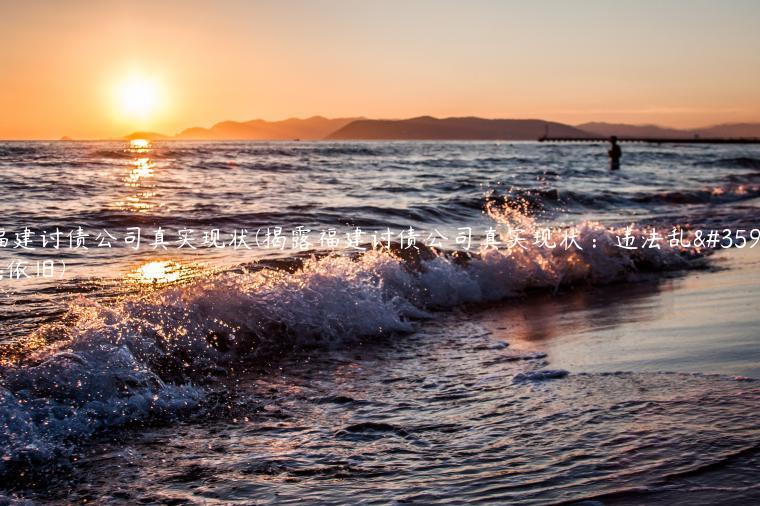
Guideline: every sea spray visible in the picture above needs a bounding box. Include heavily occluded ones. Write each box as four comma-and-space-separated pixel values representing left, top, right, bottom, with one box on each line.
0, 212, 705, 478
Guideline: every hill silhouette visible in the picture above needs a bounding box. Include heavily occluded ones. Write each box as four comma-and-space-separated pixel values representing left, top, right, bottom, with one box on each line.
326, 116, 591, 140
125, 131, 171, 141
695, 123, 760, 138
577, 122, 687, 139
174, 116, 358, 140
578, 121, 760, 139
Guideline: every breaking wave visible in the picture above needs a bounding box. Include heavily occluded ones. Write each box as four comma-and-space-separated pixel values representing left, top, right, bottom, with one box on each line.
0, 208, 709, 478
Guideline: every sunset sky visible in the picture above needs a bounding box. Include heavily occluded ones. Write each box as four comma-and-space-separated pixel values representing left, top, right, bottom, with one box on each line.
1, 0, 759, 139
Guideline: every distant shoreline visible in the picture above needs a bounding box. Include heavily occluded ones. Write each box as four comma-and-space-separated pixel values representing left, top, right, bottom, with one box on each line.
6, 116, 759, 142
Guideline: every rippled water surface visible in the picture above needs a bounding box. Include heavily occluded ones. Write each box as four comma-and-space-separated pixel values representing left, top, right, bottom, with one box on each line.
0, 141, 759, 503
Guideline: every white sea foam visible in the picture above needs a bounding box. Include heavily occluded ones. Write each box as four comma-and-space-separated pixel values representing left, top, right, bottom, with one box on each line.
0, 213, 704, 476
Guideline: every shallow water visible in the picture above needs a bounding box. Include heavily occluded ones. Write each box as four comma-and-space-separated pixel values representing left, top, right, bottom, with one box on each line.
481, 247, 760, 379
17, 316, 760, 504
1, 141, 759, 503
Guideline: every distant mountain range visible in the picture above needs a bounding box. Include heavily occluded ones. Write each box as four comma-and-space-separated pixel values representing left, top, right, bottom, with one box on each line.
123, 117, 760, 141
126, 116, 358, 141
578, 122, 760, 139
180, 116, 358, 140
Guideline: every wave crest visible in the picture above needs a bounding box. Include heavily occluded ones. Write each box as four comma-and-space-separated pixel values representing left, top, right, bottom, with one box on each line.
0, 212, 706, 477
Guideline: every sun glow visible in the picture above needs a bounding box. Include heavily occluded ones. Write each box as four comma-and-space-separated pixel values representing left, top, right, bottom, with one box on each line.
116, 76, 161, 119
129, 260, 182, 284
129, 138, 151, 149
126, 260, 204, 286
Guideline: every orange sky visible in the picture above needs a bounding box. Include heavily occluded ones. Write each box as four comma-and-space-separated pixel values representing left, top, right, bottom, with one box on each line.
1, 0, 759, 139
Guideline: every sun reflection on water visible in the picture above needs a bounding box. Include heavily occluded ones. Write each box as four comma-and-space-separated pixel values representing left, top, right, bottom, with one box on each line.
114, 139, 160, 212
129, 138, 151, 150
126, 260, 201, 285
126, 157, 154, 184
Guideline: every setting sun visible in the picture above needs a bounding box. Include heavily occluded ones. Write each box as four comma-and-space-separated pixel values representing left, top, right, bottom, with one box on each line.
116, 76, 161, 119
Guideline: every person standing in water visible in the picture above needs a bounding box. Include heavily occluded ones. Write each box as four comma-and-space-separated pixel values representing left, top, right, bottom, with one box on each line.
608, 136, 622, 170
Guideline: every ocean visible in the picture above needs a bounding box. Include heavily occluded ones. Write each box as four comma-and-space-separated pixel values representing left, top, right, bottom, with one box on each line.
0, 140, 759, 503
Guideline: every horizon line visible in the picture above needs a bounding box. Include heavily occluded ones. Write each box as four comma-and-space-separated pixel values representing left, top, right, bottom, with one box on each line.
3, 115, 760, 142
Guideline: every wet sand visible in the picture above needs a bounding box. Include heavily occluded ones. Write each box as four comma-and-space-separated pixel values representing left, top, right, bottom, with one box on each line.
480, 246, 760, 378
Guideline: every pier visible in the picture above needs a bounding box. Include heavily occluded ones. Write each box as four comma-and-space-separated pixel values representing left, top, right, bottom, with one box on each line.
538, 136, 760, 144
